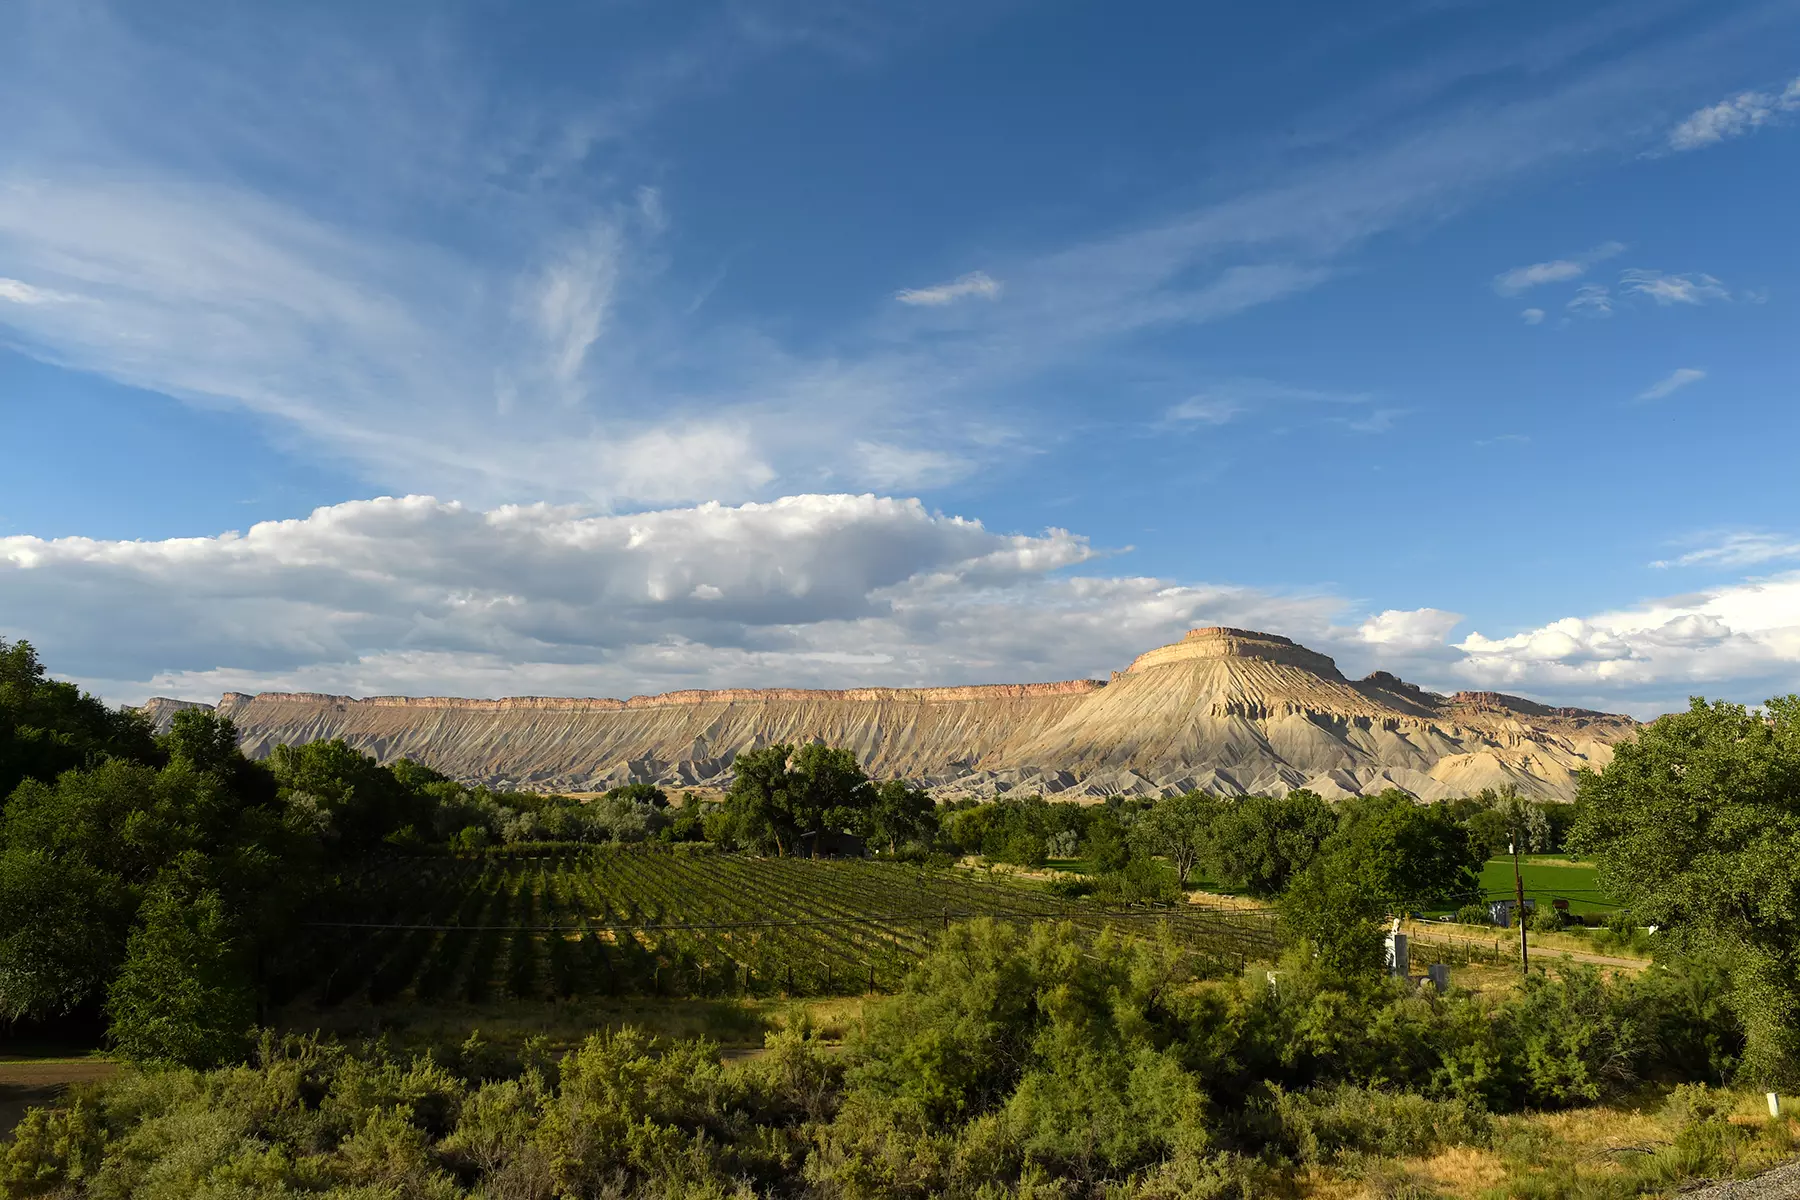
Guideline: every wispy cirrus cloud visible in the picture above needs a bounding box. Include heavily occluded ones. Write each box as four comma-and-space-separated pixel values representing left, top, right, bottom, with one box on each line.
1566, 283, 1614, 318
1492, 240, 1624, 295
1651, 531, 1800, 570
1164, 379, 1374, 429
894, 270, 1002, 306
1668, 76, 1800, 150
1635, 367, 1706, 401
1620, 269, 1730, 306
0, 0, 1783, 523
0, 277, 78, 305
1520, 307, 1545, 325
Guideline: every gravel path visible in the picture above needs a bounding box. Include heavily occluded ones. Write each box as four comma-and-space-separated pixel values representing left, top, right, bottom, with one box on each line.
1677, 1160, 1800, 1198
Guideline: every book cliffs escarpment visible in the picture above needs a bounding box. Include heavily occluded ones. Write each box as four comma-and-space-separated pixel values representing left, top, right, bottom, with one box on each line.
141, 628, 1636, 801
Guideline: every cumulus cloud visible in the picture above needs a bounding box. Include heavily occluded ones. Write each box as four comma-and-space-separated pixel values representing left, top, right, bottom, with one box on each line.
1456, 574, 1800, 714
1357, 608, 1464, 652
1492, 241, 1624, 296
894, 271, 1003, 306
1635, 367, 1706, 401
0, 493, 1356, 704
1520, 308, 1544, 325
1651, 531, 1800, 570
1668, 77, 1800, 150
9, 493, 1800, 717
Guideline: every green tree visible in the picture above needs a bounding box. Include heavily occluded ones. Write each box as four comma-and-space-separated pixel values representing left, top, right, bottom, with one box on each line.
0, 849, 131, 1020
1211, 789, 1336, 897
719, 744, 873, 856
1278, 858, 1387, 973
1082, 809, 1132, 871
268, 738, 420, 849
1331, 789, 1483, 909
604, 782, 668, 807
1278, 791, 1481, 976
105, 863, 256, 1067
1573, 696, 1800, 1086
865, 779, 938, 854
1133, 791, 1218, 886
0, 637, 158, 804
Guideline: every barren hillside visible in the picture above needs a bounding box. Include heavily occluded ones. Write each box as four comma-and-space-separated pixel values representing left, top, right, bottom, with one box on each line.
142, 628, 1635, 800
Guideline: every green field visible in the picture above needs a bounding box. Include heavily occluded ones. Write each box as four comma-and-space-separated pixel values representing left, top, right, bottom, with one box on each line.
1476, 855, 1614, 917
281, 847, 1281, 1007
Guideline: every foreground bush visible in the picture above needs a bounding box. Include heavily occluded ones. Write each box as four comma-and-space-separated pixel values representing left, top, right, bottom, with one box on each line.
0, 921, 1760, 1199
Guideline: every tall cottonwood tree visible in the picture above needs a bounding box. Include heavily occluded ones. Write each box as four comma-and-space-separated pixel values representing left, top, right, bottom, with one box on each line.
1574, 696, 1800, 1086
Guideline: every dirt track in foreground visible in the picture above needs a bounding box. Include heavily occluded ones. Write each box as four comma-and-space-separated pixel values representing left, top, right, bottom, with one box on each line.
0, 1059, 120, 1140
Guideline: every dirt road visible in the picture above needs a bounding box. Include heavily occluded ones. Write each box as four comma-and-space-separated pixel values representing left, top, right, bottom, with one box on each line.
0, 1059, 120, 1140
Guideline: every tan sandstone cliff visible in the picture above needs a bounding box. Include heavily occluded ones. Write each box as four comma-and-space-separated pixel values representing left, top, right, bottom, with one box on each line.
140, 628, 1635, 800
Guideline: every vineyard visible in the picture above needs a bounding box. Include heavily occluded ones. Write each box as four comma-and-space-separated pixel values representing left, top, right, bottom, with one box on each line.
274, 848, 1283, 1006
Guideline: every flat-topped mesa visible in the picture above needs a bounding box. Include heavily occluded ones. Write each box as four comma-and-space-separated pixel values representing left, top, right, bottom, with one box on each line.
144, 626, 1638, 801
1124, 626, 1347, 679
207, 678, 1108, 717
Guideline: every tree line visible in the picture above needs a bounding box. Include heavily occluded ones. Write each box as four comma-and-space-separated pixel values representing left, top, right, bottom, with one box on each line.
3, 634, 1797, 1086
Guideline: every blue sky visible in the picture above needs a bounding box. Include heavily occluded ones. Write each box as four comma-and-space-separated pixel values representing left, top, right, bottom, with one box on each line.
2, 0, 1798, 715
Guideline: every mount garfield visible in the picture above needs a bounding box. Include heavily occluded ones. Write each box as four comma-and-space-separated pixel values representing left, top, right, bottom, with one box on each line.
142, 628, 1634, 801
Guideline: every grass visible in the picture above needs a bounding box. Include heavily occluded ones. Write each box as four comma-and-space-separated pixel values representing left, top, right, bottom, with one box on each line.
1294, 1088, 1800, 1199
1475, 855, 1614, 917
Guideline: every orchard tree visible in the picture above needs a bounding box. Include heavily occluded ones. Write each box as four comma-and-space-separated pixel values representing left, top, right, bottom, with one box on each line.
1573, 696, 1800, 1086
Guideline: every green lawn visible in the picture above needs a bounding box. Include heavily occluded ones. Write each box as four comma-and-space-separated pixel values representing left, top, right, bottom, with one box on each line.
1475, 855, 1614, 917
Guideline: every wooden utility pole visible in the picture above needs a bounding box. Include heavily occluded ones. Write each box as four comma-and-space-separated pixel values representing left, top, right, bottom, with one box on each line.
1511, 835, 1529, 977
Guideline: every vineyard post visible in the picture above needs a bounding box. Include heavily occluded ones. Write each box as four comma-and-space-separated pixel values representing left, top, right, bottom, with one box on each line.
868, 963, 875, 993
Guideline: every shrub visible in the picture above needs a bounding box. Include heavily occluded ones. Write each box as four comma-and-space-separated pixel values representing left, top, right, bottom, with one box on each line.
1264, 1082, 1491, 1165
1455, 903, 1492, 926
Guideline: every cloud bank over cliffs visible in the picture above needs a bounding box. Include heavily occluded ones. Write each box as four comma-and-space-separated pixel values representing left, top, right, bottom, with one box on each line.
6, 493, 1799, 718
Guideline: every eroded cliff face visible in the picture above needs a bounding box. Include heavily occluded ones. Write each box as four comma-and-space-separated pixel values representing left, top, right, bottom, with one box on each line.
143, 628, 1636, 800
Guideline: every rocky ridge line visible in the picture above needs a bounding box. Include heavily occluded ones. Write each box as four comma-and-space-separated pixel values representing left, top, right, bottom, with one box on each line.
142, 627, 1636, 801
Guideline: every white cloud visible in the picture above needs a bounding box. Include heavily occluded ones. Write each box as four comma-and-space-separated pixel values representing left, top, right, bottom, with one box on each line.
853, 442, 973, 490
1492, 241, 1624, 295
894, 271, 1003, 306
1358, 608, 1463, 652
1566, 283, 1613, 317
9, 492, 1800, 717
1668, 76, 1800, 150
0, 277, 77, 305
1520, 308, 1544, 325
1164, 379, 1373, 428
1651, 531, 1800, 570
1456, 573, 1800, 714
0, 4, 1773, 515
0, 493, 1373, 705
1635, 367, 1705, 401
1620, 269, 1730, 306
